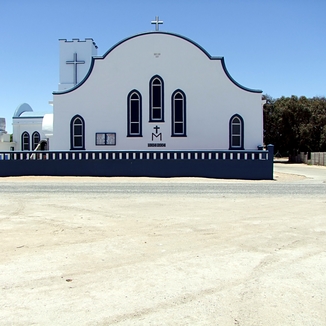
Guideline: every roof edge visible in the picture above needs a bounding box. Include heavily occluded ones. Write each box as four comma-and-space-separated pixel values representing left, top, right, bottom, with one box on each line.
53, 31, 262, 95
13, 103, 33, 117
221, 58, 262, 93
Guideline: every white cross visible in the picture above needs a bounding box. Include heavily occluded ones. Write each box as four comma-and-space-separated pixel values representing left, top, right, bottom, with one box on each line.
66, 52, 85, 85
151, 16, 163, 31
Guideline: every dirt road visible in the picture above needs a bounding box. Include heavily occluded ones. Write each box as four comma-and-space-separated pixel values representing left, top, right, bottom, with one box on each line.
0, 165, 325, 325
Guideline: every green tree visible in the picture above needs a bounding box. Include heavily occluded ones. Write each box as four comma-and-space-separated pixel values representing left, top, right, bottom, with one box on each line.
263, 94, 281, 152
263, 95, 326, 159
309, 97, 326, 151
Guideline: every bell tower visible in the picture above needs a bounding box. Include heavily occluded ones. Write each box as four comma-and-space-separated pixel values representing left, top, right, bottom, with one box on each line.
58, 38, 98, 91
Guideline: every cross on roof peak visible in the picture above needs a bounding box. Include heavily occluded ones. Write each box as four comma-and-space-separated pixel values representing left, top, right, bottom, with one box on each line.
151, 16, 163, 31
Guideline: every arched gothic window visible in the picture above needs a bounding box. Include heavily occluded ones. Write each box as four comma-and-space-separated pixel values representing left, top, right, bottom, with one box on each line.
171, 90, 186, 136
21, 131, 30, 151
229, 114, 244, 149
32, 131, 40, 150
70, 115, 85, 150
127, 90, 142, 137
149, 75, 164, 122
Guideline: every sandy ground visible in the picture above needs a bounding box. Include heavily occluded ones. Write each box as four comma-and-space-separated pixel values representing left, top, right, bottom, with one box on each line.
0, 166, 325, 325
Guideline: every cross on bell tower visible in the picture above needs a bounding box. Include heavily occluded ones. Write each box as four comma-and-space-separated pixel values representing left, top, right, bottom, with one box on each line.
151, 16, 163, 31
66, 52, 85, 85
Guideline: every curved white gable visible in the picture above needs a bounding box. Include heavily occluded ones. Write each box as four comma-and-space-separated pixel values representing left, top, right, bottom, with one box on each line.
54, 32, 261, 95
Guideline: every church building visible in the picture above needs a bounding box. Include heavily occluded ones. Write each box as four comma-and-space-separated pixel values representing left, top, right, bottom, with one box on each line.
3, 18, 273, 179
50, 21, 263, 152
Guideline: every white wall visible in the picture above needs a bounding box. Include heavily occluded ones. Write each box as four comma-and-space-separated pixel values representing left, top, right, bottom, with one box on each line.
0, 133, 14, 151
52, 33, 263, 151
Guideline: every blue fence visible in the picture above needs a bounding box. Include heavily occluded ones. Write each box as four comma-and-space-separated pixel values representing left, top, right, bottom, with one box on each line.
0, 145, 274, 179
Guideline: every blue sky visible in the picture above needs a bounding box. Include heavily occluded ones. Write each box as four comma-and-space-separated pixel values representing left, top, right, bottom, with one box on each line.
1, 0, 325, 133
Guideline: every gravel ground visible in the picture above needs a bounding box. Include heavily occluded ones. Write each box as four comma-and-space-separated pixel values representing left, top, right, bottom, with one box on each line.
0, 163, 325, 325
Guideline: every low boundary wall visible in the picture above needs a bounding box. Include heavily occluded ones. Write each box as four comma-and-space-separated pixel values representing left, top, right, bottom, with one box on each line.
0, 145, 274, 180
299, 152, 326, 166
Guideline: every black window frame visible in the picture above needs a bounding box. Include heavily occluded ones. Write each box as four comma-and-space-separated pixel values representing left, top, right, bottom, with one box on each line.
32, 131, 40, 150
127, 90, 142, 137
70, 115, 85, 150
95, 132, 116, 146
171, 89, 187, 137
21, 131, 30, 151
149, 75, 164, 122
229, 114, 244, 150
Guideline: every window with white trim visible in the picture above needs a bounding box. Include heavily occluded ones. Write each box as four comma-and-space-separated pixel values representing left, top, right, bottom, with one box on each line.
32, 131, 40, 150
172, 90, 186, 136
149, 75, 164, 122
71, 115, 85, 149
229, 115, 244, 149
128, 90, 142, 137
21, 131, 30, 151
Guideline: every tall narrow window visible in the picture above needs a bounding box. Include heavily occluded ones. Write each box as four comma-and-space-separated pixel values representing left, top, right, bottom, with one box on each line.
21, 131, 30, 151
127, 90, 142, 137
32, 132, 40, 150
172, 90, 186, 137
229, 114, 244, 149
149, 75, 164, 122
70, 115, 85, 150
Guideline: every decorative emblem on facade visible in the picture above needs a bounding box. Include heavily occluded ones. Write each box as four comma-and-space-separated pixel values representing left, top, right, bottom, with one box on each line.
148, 125, 166, 147
152, 125, 162, 141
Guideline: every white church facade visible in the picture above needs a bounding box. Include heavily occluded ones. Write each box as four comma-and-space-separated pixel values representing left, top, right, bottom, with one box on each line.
2, 20, 273, 179
51, 31, 263, 152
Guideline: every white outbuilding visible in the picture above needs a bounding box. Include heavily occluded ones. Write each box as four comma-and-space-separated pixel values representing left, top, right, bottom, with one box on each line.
12, 103, 49, 151
0, 118, 15, 151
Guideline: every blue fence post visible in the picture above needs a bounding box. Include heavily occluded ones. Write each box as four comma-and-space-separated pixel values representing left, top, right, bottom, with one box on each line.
267, 144, 274, 179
